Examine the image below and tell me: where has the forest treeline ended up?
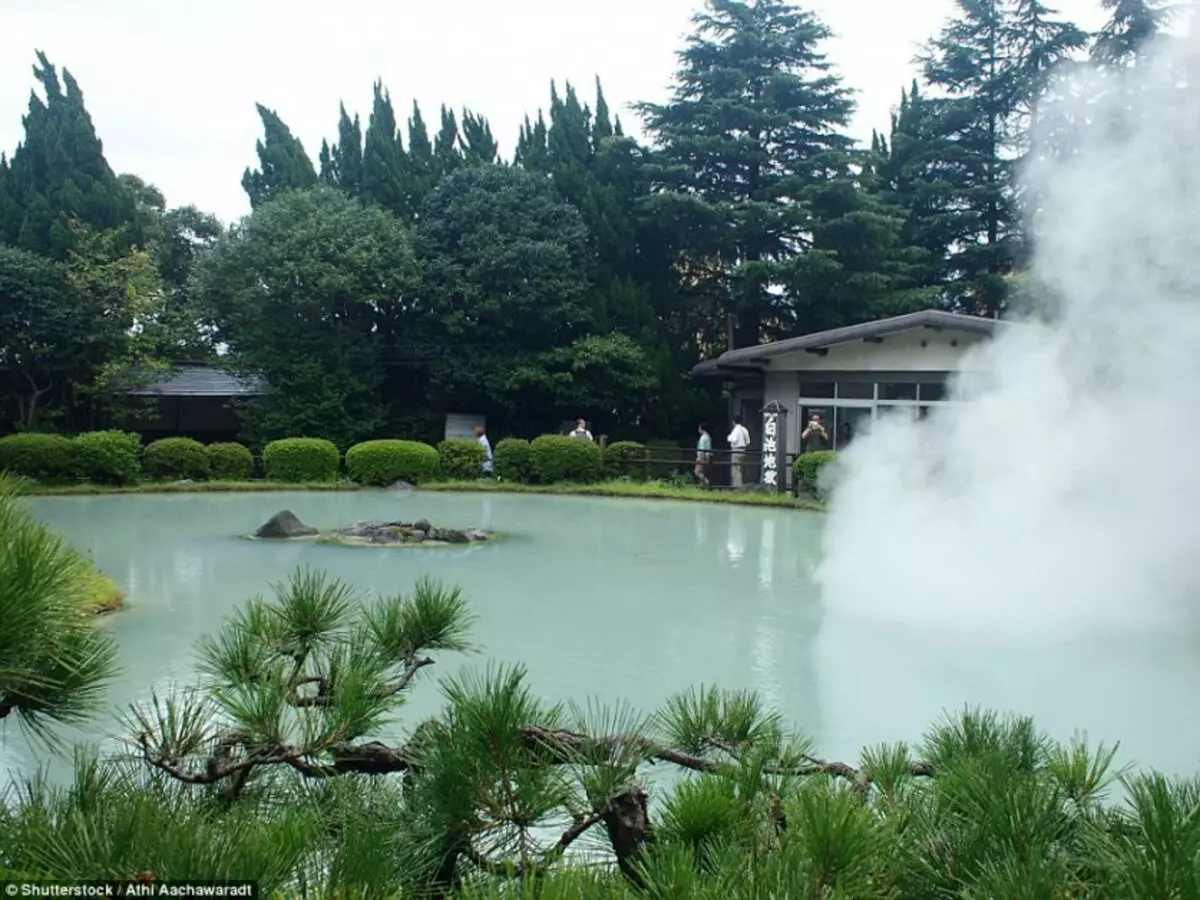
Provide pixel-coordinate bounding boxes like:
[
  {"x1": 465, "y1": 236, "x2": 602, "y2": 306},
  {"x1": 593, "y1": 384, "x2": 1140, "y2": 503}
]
[{"x1": 0, "y1": 0, "x2": 1176, "y2": 446}]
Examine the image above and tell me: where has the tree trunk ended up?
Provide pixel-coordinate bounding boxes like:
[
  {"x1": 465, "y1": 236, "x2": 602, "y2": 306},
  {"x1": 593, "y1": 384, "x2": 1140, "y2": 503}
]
[{"x1": 603, "y1": 787, "x2": 655, "y2": 887}]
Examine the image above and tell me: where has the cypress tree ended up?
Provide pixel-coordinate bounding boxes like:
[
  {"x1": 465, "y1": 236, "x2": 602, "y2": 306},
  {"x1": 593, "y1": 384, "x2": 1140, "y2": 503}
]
[
  {"x1": 592, "y1": 77, "x2": 614, "y2": 149},
  {"x1": 0, "y1": 52, "x2": 136, "y2": 259},
  {"x1": 460, "y1": 111, "x2": 499, "y2": 166},
  {"x1": 241, "y1": 104, "x2": 318, "y2": 209},
  {"x1": 361, "y1": 82, "x2": 409, "y2": 217},
  {"x1": 406, "y1": 101, "x2": 437, "y2": 215},
  {"x1": 433, "y1": 106, "x2": 462, "y2": 177},
  {"x1": 318, "y1": 104, "x2": 364, "y2": 195}
]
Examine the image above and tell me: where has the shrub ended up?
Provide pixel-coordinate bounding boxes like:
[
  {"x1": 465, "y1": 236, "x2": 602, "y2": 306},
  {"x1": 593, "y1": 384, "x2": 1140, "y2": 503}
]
[
  {"x1": 345, "y1": 440, "x2": 440, "y2": 486},
  {"x1": 793, "y1": 450, "x2": 837, "y2": 497},
  {"x1": 0, "y1": 433, "x2": 76, "y2": 483},
  {"x1": 207, "y1": 442, "x2": 254, "y2": 481},
  {"x1": 438, "y1": 438, "x2": 486, "y2": 480},
  {"x1": 73, "y1": 431, "x2": 142, "y2": 485},
  {"x1": 143, "y1": 437, "x2": 210, "y2": 481},
  {"x1": 263, "y1": 438, "x2": 340, "y2": 483},
  {"x1": 493, "y1": 438, "x2": 533, "y2": 483},
  {"x1": 529, "y1": 434, "x2": 603, "y2": 484},
  {"x1": 602, "y1": 441, "x2": 649, "y2": 480}
]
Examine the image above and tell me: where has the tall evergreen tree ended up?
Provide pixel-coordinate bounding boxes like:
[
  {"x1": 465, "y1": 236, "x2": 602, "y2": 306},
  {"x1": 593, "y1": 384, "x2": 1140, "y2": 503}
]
[
  {"x1": 916, "y1": 0, "x2": 1087, "y2": 312},
  {"x1": 592, "y1": 77, "x2": 614, "y2": 149},
  {"x1": 918, "y1": 0, "x2": 1022, "y2": 314},
  {"x1": 636, "y1": 0, "x2": 860, "y2": 349},
  {"x1": 241, "y1": 104, "x2": 318, "y2": 210},
  {"x1": 361, "y1": 82, "x2": 409, "y2": 217},
  {"x1": 318, "y1": 104, "x2": 364, "y2": 195},
  {"x1": 0, "y1": 52, "x2": 137, "y2": 259},
  {"x1": 1091, "y1": 0, "x2": 1177, "y2": 66},
  {"x1": 513, "y1": 112, "x2": 551, "y2": 172},
  {"x1": 406, "y1": 101, "x2": 437, "y2": 214},
  {"x1": 433, "y1": 106, "x2": 462, "y2": 177},
  {"x1": 460, "y1": 110, "x2": 499, "y2": 166}
]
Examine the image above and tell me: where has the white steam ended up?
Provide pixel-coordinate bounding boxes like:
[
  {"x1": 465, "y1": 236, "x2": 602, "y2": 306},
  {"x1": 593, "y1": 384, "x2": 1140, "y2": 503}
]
[{"x1": 815, "y1": 29, "x2": 1200, "y2": 640}]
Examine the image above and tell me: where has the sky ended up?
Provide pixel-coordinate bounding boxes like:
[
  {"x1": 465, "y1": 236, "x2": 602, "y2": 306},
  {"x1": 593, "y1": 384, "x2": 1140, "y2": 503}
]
[{"x1": 0, "y1": 0, "x2": 1107, "y2": 224}]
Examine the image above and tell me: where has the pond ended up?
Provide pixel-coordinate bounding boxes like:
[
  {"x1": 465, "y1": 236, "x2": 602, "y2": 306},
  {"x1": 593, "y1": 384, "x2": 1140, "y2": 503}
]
[{"x1": 3, "y1": 491, "x2": 1199, "y2": 783}]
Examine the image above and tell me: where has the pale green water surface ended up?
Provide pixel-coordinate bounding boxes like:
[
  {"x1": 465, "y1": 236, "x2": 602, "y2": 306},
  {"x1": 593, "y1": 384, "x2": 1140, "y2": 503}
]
[{"x1": 2, "y1": 491, "x2": 1198, "y2": 782}]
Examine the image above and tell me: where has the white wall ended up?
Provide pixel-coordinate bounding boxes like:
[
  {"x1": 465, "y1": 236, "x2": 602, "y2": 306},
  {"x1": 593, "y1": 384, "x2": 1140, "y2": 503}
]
[{"x1": 764, "y1": 327, "x2": 987, "y2": 372}]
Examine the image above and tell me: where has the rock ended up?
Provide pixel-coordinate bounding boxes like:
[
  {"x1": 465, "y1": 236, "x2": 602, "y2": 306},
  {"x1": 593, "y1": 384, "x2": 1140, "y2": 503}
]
[
  {"x1": 465, "y1": 529, "x2": 489, "y2": 541},
  {"x1": 256, "y1": 510, "x2": 318, "y2": 539},
  {"x1": 414, "y1": 518, "x2": 432, "y2": 534},
  {"x1": 410, "y1": 530, "x2": 426, "y2": 542}
]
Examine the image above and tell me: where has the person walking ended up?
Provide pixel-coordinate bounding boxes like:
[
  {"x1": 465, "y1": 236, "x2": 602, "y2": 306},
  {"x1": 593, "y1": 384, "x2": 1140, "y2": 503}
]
[
  {"x1": 474, "y1": 424, "x2": 493, "y2": 476},
  {"x1": 694, "y1": 423, "x2": 713, "y2": 487},
  {"x1": 727, "y1": 415, "x2": 751, "y2": 488},
  {"x1": 569, "y1": 418, "x2": 593, "y2": 440}
]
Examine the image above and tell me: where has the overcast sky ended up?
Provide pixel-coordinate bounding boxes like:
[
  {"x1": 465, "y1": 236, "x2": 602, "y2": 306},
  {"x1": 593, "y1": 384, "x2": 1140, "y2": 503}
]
[{"x1": 1, "y1": 0, "x2": 1105, "y2": 224}]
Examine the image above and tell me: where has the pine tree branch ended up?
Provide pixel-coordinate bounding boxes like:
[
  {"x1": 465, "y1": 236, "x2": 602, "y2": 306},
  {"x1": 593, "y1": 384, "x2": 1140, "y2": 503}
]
[
  {"x1": 286, "y1": 656, "x2": 434, "y2": 708},
  {"x1": 134, "y1": 721, "x2": 933, "y2": 789}
]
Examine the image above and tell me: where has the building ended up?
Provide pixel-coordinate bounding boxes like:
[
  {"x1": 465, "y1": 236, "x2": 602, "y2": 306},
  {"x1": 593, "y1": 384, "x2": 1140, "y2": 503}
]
[
  {"x1": 691, "y1": 309, "x2": 1006, "y2": 465},
  {"x1": 121, "y1": 365, "x2": 264, "y2": 441}
]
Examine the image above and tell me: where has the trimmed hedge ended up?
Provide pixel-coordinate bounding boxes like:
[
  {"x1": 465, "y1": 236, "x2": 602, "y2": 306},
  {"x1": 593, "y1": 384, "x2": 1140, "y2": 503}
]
[
  {"x1": 529, "y1": 434, "x2": 603, "y2": 484},
  {"x1": 207, "y1": 442, "x2": 254, "y2": 481},
  {"x1": 438, "y1": 437, "x2": 486, "y2": 480},
  {"x1": 493, "y1": 438, "x2": 533, "y2": 483},
  {"x1": 793, "y1": 450, "x2": 837, "y2": 497},
  {"x1": 263, "y1": 438, "x2": 340, "y2": 483},
  {"x1": 0, "y1": 433, "x2": 76, "y2": 483},
  {"x1": 74, "y1": 431, "x2": 141, "y2": 485},
  {"x1": 602, "y1": 441, "x2": 649, "y2": 480},
  {"x1": 346, "y1": 439, "x2": 440, "y2": 486},
  {"x1": 143, "y1": 437, "x2": 210, "y2": 481}
]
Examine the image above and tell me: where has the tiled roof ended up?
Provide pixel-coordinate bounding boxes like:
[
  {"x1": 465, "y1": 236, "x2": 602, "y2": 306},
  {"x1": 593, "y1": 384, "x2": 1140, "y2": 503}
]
[
  {"x1": 127, "y1": 366, "x2": 265, "y2": 397},
  {"x1": 692, "y1": 309, "x2": 1006, "y2": 376}
]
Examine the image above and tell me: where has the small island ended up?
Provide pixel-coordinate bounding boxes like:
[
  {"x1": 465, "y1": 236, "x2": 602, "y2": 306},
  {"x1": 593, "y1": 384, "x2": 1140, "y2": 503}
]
[{"x1": 252, "y1": 510, "x2": 491, "y2": 547}]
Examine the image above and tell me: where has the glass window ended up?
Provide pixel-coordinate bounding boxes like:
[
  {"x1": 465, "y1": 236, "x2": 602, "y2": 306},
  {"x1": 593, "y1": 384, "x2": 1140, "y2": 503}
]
[
  {"x1": 834, "y1": 406, "x2": 871, "y2": 449},
  {"x1": 798, "y1": 379, "x2": 835, "y2": 398},
  {"x1": 919, "y1": 382, "x2": 947, "y2": 402},
  {"x1": 879, "y1": 382, "x2": 918, "y2": 400},
  {"x1": 836, "y1": 381, "x2": 873, "y2": 399}
]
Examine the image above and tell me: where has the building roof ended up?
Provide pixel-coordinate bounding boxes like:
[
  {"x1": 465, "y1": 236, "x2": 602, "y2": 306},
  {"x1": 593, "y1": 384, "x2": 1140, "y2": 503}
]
[
  {"x1": 691, "y1": 309, "x2": 1005, "y2": 377},
  {"x1": 127, "y1": 365, "x2": 265, "y2": 397}
]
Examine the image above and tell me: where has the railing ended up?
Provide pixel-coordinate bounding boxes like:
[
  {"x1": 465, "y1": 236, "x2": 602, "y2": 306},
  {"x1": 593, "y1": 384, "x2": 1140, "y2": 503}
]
[{"x1": 619, "y1": 444, "x2": 798, "y2": 493}]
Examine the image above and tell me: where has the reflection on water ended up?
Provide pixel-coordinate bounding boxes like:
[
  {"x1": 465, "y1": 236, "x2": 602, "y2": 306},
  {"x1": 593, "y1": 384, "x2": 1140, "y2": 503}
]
[
  {"x1": 1, "y1": 491, "x2": 1197, "y2": 784},
  {"x1": 3, "y1": 493, "x2": 823, "y2": 783}
]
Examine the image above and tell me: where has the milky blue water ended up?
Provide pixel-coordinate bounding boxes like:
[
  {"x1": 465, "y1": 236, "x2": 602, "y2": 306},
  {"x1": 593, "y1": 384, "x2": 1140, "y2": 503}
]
[{"x1": 3, "y1": 491, "x2": 1198, "y2": 784}]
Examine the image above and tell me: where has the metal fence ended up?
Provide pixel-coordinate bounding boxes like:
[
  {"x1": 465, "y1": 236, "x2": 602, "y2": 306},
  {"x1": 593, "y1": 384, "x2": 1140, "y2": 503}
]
[{"x1": 627, "y1": 443, "x2": 798, "y2": 493}]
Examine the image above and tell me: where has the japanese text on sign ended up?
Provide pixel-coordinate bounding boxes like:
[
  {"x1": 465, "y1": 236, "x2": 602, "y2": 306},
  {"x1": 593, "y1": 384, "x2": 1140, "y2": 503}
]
[{"x1": 761, "y1": 410, "x2": 780, "y2": 489}]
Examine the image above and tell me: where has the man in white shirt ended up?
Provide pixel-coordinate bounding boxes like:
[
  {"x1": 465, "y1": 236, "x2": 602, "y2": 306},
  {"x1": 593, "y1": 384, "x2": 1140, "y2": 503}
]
[
  {"x1": 474, "y1": 424, "x2": 493, "y2": 476},
  {"x1": 569, "y1": 418, "x2": 593, "y2": 441},
  {"x1": 727, "y1": 416, "x2": 751, "y2": 488}
]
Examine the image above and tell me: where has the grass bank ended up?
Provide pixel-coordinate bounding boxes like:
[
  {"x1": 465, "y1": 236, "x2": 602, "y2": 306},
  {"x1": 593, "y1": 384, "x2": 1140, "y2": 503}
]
[
  {"x1": 423, "y1": 479, "x2": 826, "y2": 511},
  {"x1": 23, "y1": 480, "x2": 364, "y2": 497},
  {"x1": 20, "y1": 477, "x2": 825, "y2": 511}
]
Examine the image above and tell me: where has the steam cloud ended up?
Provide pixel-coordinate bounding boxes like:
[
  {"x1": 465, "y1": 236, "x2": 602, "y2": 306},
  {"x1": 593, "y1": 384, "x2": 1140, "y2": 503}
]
[{"x1": 815, "y1": 28, "x2": 1200, "y2": 640}]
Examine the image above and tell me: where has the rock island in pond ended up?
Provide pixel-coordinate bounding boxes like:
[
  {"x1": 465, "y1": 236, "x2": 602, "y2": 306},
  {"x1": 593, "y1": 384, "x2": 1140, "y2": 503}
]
[{"x1": 253, "y1": 512, "x2": 490, "y2": 547}]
